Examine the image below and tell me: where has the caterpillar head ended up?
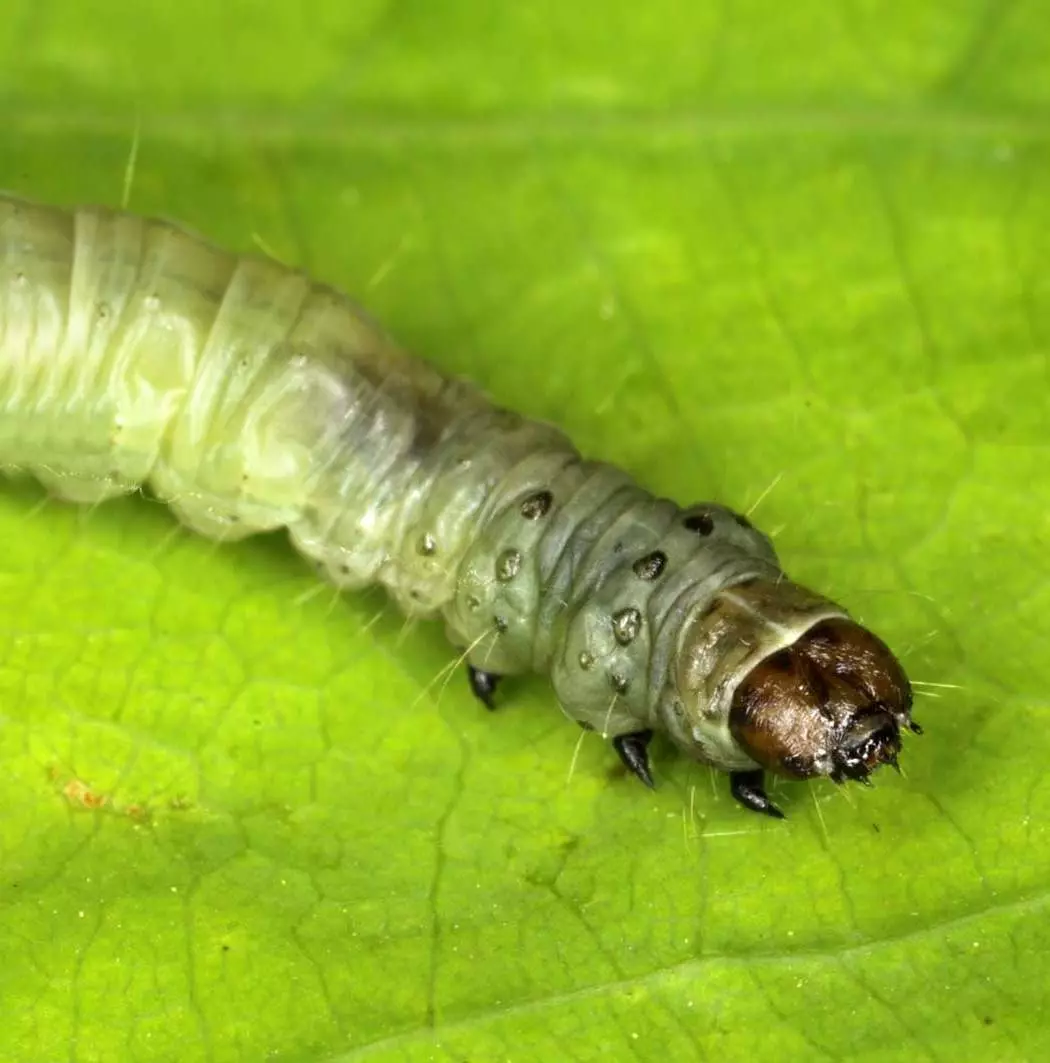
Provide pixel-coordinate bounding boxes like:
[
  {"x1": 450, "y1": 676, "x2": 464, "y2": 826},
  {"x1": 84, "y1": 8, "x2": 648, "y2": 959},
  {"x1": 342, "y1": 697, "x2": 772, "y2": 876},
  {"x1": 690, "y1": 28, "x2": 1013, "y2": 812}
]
[{"x1": 727, "y1": 617, "x2": 916, "y2": 784}]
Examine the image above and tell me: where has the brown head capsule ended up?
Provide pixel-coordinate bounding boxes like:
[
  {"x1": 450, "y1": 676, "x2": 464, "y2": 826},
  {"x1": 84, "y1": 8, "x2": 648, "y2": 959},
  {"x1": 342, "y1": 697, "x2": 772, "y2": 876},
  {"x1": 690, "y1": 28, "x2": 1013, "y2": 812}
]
[{"x1": 728, "y1": 617, "x2": 915, "y2": 784}]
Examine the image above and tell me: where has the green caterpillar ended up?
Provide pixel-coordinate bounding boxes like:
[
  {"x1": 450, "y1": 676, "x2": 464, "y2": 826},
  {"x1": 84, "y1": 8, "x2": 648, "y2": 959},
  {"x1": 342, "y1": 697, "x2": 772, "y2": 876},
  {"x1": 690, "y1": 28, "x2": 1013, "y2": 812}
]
[{"x1": 0, "y1": 192, "x2": 919, "y2": 818}]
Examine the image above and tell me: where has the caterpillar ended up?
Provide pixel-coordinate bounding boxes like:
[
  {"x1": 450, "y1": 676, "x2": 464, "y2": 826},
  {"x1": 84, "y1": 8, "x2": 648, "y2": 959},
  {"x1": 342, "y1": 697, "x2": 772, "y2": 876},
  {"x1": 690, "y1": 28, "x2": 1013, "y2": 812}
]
[{"x1": 0, "y1": 191, "x2": 919, "y2": 818}]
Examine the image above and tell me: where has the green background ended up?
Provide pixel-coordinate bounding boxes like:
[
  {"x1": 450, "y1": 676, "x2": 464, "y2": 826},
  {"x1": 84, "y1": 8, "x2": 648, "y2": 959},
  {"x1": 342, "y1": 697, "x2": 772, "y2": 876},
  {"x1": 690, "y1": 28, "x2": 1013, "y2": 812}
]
[{"x1": 1, "y1": 1, "x2": 1047, "y2": 1060}]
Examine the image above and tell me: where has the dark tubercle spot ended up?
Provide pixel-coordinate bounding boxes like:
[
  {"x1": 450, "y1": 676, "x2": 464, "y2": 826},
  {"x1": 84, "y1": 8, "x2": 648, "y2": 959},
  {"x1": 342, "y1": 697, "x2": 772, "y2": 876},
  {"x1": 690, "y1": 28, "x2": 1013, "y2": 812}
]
[
  {"x1": 684, "y1": 512, "x2": 714, "y2": 536},
  {"x1": 610, "y1": 673, "x2": 630, "y2": 695},
  {"x1": 611, "y1": 606, "x2": 642, "y2": 646},
  {"x1": 495, "y1": 547, "x2": 522, "y2": 582},
  {"x1": 520, "y1": 490, "x2": 553, "y2": 520},
  {"x1": 578, "y1": 651, "x2": 594, "y2": 670},
  {"x1": 493, "y1": 615, "x2": 509, "y2": 634},
  {"x1": 632, "y1": 550, "x2": 667, "y2": 581},
  {"x1": 418, "y1": 533, "x2": 437, "y2": 556}
]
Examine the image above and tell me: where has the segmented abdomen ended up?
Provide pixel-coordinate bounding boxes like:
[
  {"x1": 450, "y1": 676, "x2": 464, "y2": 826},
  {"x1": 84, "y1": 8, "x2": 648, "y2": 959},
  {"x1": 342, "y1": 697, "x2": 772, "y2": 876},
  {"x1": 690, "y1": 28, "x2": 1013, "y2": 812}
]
[{"x1": 0, "y1": 194, "x2": 568, "y2": 615}]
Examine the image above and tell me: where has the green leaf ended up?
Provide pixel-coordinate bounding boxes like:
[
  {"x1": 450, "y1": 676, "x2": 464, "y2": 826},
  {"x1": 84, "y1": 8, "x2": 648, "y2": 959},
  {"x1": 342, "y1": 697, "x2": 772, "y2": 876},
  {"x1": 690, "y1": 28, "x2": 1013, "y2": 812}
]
[{"x1": 1, "y1": 2, "x2": 1047, "y2": 1060}]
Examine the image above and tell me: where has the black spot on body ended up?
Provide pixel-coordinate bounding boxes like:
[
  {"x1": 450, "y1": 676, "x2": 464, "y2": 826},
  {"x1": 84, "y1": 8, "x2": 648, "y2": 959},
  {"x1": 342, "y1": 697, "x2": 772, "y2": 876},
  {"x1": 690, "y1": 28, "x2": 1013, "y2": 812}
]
[
  {"x1": 495, "y1": 548, "x2": 522, "y2": 582},
  {"x1": 632, "y1": 550, "x2": 666, "y2": 580},
  {"x1": 520, "y1": 490, "x2": 553, "y2": 520},
  {"x1": 684, "y1": 512, "x2": 714, "y2": 536},
  {"x1": 610, "y1": 673, "x2": 630, "y2": 695},
  {"x1": 611, "y1": 607, "x2": 642, "y2": 646},
  {"x1": 494, "y1": 615, "x2": 509, "y2": 634}
]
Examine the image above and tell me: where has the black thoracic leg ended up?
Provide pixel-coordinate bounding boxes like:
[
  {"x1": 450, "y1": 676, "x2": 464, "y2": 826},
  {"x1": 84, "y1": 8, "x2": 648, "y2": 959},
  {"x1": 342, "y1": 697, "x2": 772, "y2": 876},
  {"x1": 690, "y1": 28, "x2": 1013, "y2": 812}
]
[
  {"x1": 730, "y1": 769, "x2": 785, "y2": 819},
  {"x1": 613, "y1": 730, "x2": 655, "y2": 789},
  {"x1": 467, "y1": 665, "x2": 501, "y2": 710}
]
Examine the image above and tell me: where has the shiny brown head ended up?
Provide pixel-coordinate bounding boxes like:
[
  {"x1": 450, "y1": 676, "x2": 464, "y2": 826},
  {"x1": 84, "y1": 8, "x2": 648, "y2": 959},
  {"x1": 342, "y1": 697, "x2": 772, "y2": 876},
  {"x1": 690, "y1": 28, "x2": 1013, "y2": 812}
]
[{"x1": 729, "y1": 618, "x2": 917, "y2": 784}]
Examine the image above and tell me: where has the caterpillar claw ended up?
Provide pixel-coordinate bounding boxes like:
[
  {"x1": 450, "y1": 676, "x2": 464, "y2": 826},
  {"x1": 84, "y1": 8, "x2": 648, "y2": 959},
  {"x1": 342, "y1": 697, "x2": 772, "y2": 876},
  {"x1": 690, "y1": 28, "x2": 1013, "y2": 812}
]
[
  {"x1": 612, "y1": 730, "x2": 655, "y2": 789},
  {"x1": 467, "y1": 665, "x2": 501, "y2": 710},
  {"x1": 730, "y1": 770, "x2": 786, "y2": 819}
]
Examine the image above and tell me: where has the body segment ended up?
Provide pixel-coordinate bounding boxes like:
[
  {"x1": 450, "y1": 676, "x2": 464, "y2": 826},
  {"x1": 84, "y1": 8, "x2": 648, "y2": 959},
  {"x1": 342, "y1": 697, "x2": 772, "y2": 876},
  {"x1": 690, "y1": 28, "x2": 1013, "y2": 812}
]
[{"x1": 0, "y1": 193, "x2": 917, "y2": 815}]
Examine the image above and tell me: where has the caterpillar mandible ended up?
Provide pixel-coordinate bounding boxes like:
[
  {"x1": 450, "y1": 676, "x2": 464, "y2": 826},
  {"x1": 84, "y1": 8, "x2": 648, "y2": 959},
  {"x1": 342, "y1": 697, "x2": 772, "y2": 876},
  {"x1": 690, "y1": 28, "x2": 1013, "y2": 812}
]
[{"x1": 0, "y1": 192, "x2": 919, "y2": 818}]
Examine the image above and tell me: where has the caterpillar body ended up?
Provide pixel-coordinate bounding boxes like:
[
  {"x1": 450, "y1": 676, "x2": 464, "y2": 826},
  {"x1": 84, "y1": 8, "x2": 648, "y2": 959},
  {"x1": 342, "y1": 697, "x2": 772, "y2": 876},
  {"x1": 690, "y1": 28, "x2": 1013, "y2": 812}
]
[{"x1": 0, "y1": 192, "x2": 918, "y2": 818}]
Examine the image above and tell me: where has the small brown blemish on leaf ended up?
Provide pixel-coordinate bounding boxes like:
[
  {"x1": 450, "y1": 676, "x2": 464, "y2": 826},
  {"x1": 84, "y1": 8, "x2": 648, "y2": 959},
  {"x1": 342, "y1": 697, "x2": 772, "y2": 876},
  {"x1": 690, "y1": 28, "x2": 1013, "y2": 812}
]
[
  {"x1": 62, "y1": 778, "x2": 109, "y2": 811},
  {"x1": 51, "y1": 766, "x2": 185, "y2": 821}
]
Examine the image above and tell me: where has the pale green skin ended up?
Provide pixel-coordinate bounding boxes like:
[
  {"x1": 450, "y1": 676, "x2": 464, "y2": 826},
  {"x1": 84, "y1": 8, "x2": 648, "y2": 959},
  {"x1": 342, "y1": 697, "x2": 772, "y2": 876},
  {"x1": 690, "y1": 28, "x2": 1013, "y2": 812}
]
[{"x1": 0, "y1": 193, "x2": 849, "y2": 774}]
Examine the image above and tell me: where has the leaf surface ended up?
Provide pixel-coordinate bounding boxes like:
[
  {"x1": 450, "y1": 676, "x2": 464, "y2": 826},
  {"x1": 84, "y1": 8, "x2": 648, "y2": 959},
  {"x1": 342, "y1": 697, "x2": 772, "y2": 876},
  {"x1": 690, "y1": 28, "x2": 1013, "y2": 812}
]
[{"x1": 1, "y1": 3, "x2": 1047, "y2": 1060}]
